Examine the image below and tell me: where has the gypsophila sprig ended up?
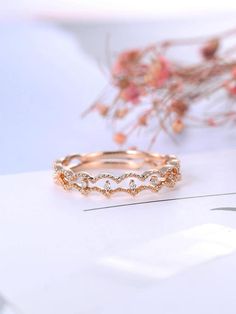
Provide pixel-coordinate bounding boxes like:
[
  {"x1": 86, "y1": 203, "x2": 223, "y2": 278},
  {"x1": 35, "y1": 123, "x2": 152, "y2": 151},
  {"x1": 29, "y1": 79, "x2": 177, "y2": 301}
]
[{"x1": 84, "y1": 28, "x2": 236, "y2": 148}]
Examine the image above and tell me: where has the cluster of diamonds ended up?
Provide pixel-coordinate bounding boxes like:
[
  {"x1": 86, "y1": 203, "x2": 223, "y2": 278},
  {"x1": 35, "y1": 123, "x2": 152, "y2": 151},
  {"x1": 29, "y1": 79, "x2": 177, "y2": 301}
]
[{"x1": 53, "y1": 157, "x2": 181, "y2": 197}]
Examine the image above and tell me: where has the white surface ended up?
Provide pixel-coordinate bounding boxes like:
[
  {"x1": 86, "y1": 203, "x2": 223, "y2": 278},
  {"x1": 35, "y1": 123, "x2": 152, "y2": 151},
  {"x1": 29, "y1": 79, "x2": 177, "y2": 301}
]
[
  {"x1": 0, "y1": 19, "x2": 236, "y2": 175},
  {"x1": 101, "y1": 224, "x2": 236, "y2": 279},
  {"x1": 0, "y1": 149, "x2": 236, "y2": 314}
]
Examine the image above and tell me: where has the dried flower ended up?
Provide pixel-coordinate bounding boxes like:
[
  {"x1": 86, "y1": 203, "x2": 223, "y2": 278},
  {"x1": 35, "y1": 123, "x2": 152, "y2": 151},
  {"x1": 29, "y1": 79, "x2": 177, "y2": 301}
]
[
  {"x1": 115, "y1": 108, "x2": 129, "y2": 118},
  {"x1": 96, "y1": 103, "x2": 109, "y2": 116},
  {"x1": 113, "y1": 132, "x2": 127, "y2": 145},
  {"x1": 225, "y1": 80, "x2": 236, "y2": 96},
  {"x1": 207, "y1": 118, "x2": 217, "y2": 126},
  {"x1": 232, "y1": 67, "x2": 236, "y2": 79},
  {"x1": 170, "y1": 100, "x2": 188, "y2": 116},
  {"x1": 138, "y1": 114, "x2": 148, "y2": 126},
  {"x1": 169, "y1": 81, "x2": 183, "y2": 93},
  {"x1": 145, "y1": 56, "x2": 170, "y2": 88},
  {"x1": 120, "y1": 84, "x2": 142, "y2": 104},
  {"x1": 112, "y1": 49, "x2": 140, "y2": 77},
  {"x1": 86, "y1": 27, "x2": 236, "y2": 147},
  {"x1": 116, "y1": 77, "x2": 130, "y2": 89},
  {"x1": 201, "y1": 38, "x2": 219, "y2": 60},
  {"x1": 172, "y1": 119, "x2": 184, "y2": 133}
]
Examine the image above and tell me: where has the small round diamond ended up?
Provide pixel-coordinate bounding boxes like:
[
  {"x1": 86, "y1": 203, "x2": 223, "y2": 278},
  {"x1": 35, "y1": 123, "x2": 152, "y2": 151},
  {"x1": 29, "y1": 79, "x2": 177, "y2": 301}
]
[
  {"x1": 129, "y1": 179, "x2": 137, "y2": 190},
  {"x1": 78, "y1": 178, "x2": 88, "y2": 189},
  {"x1": 64, "y1": 169, "x2": 74, "y2": 179},
  {"x1": 104, "y1": 180, "x2": 111, "y2": 192},
  {"x1": 150, "y1": 175, "x2": 159, "y2": 186}
]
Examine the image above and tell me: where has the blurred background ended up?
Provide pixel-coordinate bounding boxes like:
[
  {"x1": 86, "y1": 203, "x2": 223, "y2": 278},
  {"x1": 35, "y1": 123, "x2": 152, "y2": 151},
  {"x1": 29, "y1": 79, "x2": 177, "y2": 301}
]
[
  {"x1": 0, "y1": 0, "x2": 236, "y2": 174},
  {"x1": 1, "y1": 0, "x2": 236, "y2": 20}
]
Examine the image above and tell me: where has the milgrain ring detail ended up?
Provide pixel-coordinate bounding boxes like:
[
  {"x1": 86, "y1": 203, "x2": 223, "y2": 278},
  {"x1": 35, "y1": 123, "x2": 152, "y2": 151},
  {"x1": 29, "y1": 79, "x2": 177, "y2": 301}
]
[{"x1": 53, "y1": 150, "x2": 181, "y2": 196}]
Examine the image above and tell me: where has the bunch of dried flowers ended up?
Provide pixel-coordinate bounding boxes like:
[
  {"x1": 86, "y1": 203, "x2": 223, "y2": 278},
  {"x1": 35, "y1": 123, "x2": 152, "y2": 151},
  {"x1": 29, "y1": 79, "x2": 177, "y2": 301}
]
[{"x1": 85, "y1": 28, "x2": 236, "y2": 147}]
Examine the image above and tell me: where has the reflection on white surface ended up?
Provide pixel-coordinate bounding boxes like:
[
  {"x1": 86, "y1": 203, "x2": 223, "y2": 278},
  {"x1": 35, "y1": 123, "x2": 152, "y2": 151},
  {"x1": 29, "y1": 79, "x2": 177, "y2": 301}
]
[{"x1": 100, "y1": 224, "x2": 236, "y2": 280}]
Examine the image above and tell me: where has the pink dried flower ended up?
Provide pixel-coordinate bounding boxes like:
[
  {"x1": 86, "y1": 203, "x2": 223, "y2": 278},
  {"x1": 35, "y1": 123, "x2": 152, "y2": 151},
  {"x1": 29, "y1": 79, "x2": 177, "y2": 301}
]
[
  {"x1": 120, "y1": 84, "x2": 142, "y2": 104},
  {"x1": 86, "y1": 27, "x2": 236, "y2": 148},
  {"x1": 201, "y1": 38, "x2": 219, "y2": 60},
  {"x1": 112, "y1": 49, "x2": 140, "y2": 77},
  {"x1": 225, "y1": 80, "x2": 236, "y2": 96},
  {"x1": 145, "y1": 56, "x2": 170, "y2": 88},
  {"x1": 207, "y1": 118, "x2": 217, "y2": 126},
  {"x1": 170, "y1": 100, "x2": 188, "y2": 116},
  {"x1": 232, "y1": 67, "x2": 236, "y2": 79}
]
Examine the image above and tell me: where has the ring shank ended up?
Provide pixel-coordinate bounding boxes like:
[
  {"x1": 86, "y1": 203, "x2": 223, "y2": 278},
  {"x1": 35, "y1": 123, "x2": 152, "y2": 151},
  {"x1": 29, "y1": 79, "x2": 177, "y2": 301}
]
[{"x1": 60, "y1": 150, "x2": 173, "y2": 172}]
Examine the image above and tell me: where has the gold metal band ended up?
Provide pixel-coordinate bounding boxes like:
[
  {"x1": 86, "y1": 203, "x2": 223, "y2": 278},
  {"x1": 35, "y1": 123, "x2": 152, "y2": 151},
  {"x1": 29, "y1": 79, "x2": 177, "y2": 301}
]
[{"x1": 53, "y1": 150, "x2": 181, "y2": 196}]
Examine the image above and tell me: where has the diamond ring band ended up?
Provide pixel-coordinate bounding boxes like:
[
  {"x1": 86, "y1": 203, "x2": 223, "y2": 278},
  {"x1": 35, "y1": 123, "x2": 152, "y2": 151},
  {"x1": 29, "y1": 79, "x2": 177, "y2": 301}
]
[{"x1": 53, "y1": 150, "x2": 181, "y2": 197}]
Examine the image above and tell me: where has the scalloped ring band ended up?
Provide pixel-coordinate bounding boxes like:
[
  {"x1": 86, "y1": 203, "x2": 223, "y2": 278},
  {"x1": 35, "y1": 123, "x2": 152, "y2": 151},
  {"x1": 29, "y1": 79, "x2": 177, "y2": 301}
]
[{"x1": 53, "y1": 150, "x2": 181, "y2": 197}]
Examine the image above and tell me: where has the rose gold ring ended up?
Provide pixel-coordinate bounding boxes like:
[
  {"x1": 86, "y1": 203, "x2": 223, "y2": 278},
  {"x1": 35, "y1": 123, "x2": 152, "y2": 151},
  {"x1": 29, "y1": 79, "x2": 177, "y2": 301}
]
[{"x1": 53, "y1": 150, "x2": 181, "y2": 196}]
